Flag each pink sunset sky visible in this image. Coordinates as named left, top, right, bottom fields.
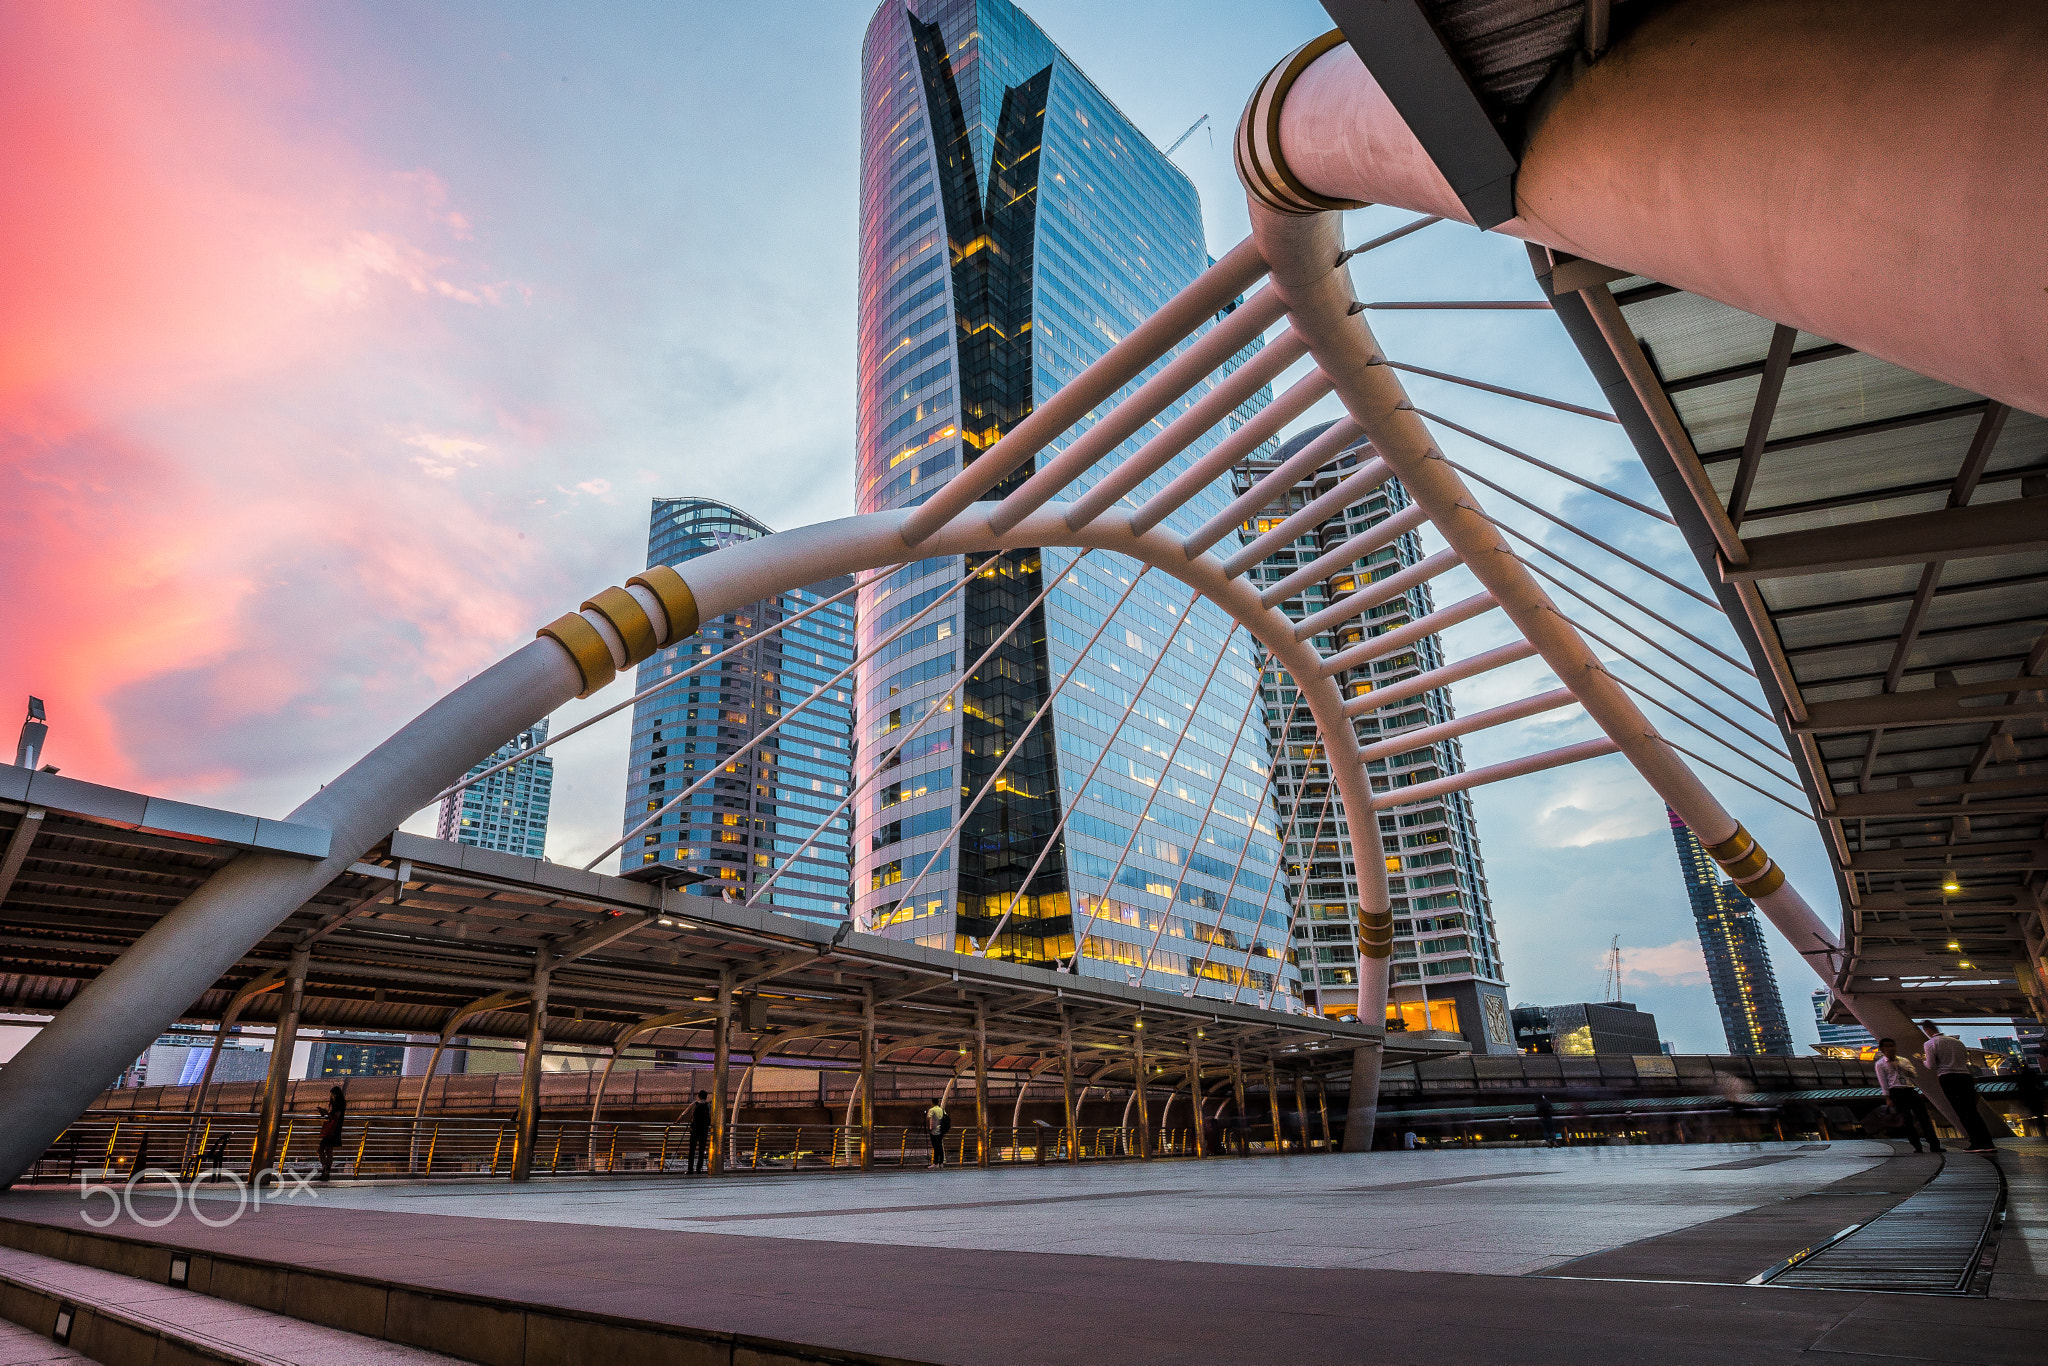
left=2, top=1, right=1873, bottom=1050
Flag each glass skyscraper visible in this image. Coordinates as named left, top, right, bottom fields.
left=437, top=721, right=553, bottom=858
left=1668, top=806, right=1794, bottom=1055
left=621, top=498, right=857, bottom=925
left=854, top=0, right=1294, bottom=999
left=1236, top=424, right=1516, bottom=1053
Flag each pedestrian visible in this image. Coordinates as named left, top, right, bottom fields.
left=1401, top=1129, right=1417, bottom=1150
left=686, top=1089, right=712, bottom=1174
left=316, top=1085, right=347, bottom=1181
left=1534, top=1093, right=1558, bottom=1148
left=1874, top=1038, right=1942, bottom=1154
left=925, top=1100, right=949, bottom=1168
left=2012, top=1063, right=2045, bottom=1138
left=1921, top=1021, right=1998, bottom=1154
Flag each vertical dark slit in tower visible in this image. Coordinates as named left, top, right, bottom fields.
left=911, top=12, right=1066, bottom=963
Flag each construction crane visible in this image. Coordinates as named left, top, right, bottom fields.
left=1604, top=935, right=1624, bottom=1002
left=1164, top=113, right=1210, bottom=157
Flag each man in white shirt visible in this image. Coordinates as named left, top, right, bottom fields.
left=1921, top=1021, right=1998, bottom=1153
left=1873, top=1038, right=1941, bottom=1153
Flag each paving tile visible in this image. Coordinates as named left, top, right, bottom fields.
left=8, top=1143, right=2045, bottom=1365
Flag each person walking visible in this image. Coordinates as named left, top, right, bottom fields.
left=1874, top=1038, right=1942, bottom=1154
left=316, top=1085, right=347, bottom=1181
left=925, top=1100, right=949, bottom=1168
left=686, top=1090, right=713, bottom=1174
left=2014, top=1063, right=2046, bottom=1138
left=1534, top=1093, right=1558, bottom=1148
left=1921, top=1022, right=1998, bottom=1154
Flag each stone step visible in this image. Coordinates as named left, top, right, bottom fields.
left=0, top=1243, right=460, bottom=1366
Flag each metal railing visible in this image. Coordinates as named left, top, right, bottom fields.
left=20, top=1113, right=1216, bottom=1183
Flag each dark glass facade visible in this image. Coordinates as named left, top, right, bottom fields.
left=854, top=0, right=1293, bottom=997
left=621, top=498, right=856, bottom=924
left=1668, top=805, right=1794, bottom=1055
left=1509, top=1001, right=1662, bottom=1056
left=315, top=1034, right=407, bottom=1078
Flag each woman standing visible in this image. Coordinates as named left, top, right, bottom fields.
left=316, top=1085, right=348, bottom=1181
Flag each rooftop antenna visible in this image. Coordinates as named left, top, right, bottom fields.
left=1164, top=113, right=1210, bottom=158
left=1604, top=935, right=1623, bottom=1002
left=14, top=697, right=48, bottom=771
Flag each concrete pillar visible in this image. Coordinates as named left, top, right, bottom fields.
left=859, top=991, right=875, bottom=1171
left=1316, top=1075, right=1333, bottom=1148
left=1343, top=1044, right=1384, bottom=1152
left=1061, top=1008, right=1079, bottom=1164
left=1133, top=1022, right=1150, bottom=1160
left=1294, top=1071, right=1311, bottom=1150
left=1231, top=1048, right=1248, bottom=1156
left=250, top=948, right=308, bottom=1180
left=1266, top=1061, right=1284, bottom=1155
left=974, top=1000, right=990, bottom=1167
left=710, top=971, right=732, bottom=1175
left=509, top=965, right=551, bottom=1182
left=1189, top=1035, right=1206, bottom=1158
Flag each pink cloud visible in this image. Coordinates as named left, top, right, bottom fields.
left=1611, top=939, right=1710, bottom=986
left=0, top=3, right=548, bottom=799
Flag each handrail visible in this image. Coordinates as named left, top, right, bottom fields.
left=20, top=1111, right=1322, bottom=1184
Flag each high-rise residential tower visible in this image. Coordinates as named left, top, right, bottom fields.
left=437, top=722, right=553, bottom=857
left=621, top=498, right=857, bottom=924
left=853, top=0, right=1294, bottom=999
left=1235, top=424, right=1516, bottom=1053
left=1668, top=806, right=1794, bottom=1055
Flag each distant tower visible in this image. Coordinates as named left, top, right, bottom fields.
left=438, top=721, right=553, bottom=858
left=1812, top=988, right=1876, bottom=1050
left=1667, top=806, right=1794, bottom=1055
left=621, top=497, right=856, bottom=924
left=1233, top=423, right=1513, bottom=1050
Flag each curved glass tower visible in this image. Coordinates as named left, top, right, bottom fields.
left=621, top=497, right=856, bottom=925
left=854, top=0, right=1294, bottom=1000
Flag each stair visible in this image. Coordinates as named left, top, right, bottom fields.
left=0, top=1243, right=460, bottom=1365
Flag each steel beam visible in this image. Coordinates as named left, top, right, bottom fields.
left=1846, top=841, right=2048, bottom=872
left=1796, top=677, right=2048, bottom=732
left=249, top=948, right=308, bottom=1180
left=1725, top=499, right=2048, bottom=581
left=548, top=909, right=658, bottom=965
left=974, top=1000, right=990, bottom=1169
left=508, top=964, right=550, bottom=1182
left=710, top=970, right=731, bottom=1175
left=0, top=807, right=45, bottom=906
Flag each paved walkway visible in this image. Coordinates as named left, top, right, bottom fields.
left=183, top=1140, right=1904, bottom=1276
left=0, top=1141, right=2041, bottom=1365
